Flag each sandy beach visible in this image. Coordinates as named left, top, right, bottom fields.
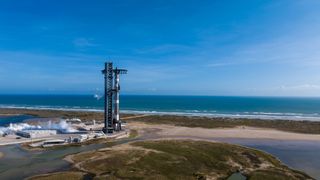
left=128, top=121, right=320, bottom=141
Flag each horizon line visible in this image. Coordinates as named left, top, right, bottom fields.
left=1, top=94, right=320, bottom=98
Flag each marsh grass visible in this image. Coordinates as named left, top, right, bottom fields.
left=44, top=140, right=313, bottom=180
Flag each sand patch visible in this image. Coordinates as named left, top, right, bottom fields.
left=128, top=122, right=320, bottom=141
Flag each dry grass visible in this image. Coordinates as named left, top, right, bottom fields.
left=37, top=140, right=313, bottom=180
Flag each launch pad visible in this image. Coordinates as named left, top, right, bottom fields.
left=101, top=62, right=127, bottom=134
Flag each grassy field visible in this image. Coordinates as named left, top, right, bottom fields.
left=1, top=108, right=320, bottom=134
left=30, top=140, right=313, bottom=180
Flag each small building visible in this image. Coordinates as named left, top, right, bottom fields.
left=16, top=130, right=57, bottom=138
left=42, top=139, right=66, bottom=147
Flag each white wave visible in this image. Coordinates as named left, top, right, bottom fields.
left=251, top=112, right=305, bottom=116
left=121, top=110, right=320, bottom=121
left=1, top=105, right=320, bottom=121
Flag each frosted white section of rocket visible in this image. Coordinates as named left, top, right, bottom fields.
left=114, top=73, right=120, bottom=121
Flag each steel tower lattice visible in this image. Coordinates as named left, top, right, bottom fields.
left=101, top=62, right=127, bottom=134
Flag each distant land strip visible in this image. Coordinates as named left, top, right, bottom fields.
left=1, top=108, right=320, bottom=134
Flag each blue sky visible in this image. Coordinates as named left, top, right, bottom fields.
left=1, top=0, right=320, bottom=96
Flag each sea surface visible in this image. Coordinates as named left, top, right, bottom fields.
left=1, top=95, right=320, bottom=121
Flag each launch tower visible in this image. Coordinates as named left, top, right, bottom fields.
left=101, top=62, right=127, bottom=134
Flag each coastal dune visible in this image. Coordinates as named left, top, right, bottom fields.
left=129, top=122, right=320, bottom=141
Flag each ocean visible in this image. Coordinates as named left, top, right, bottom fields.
left=1, top=95, right=320, bottom=121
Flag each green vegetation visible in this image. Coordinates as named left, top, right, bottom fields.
left=31, top=140, right=313, bottom=180
left=1, top=108, right=320, bottom=134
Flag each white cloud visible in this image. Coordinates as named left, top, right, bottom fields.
left=134, top=44, right=192, bottom=55
left=207, top=62, right=237, bottom=67
left=278, top=84, right=320, bottom=91
left=246, top=84, right=320, bottom=97
left=73, top=38, right=97, bottom=47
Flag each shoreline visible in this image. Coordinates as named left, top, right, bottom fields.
left=128, top=121, right=320, bottom=142
left=1, top=108, right=320, bottom=135
left=1, top=106, right=320, bottom=121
